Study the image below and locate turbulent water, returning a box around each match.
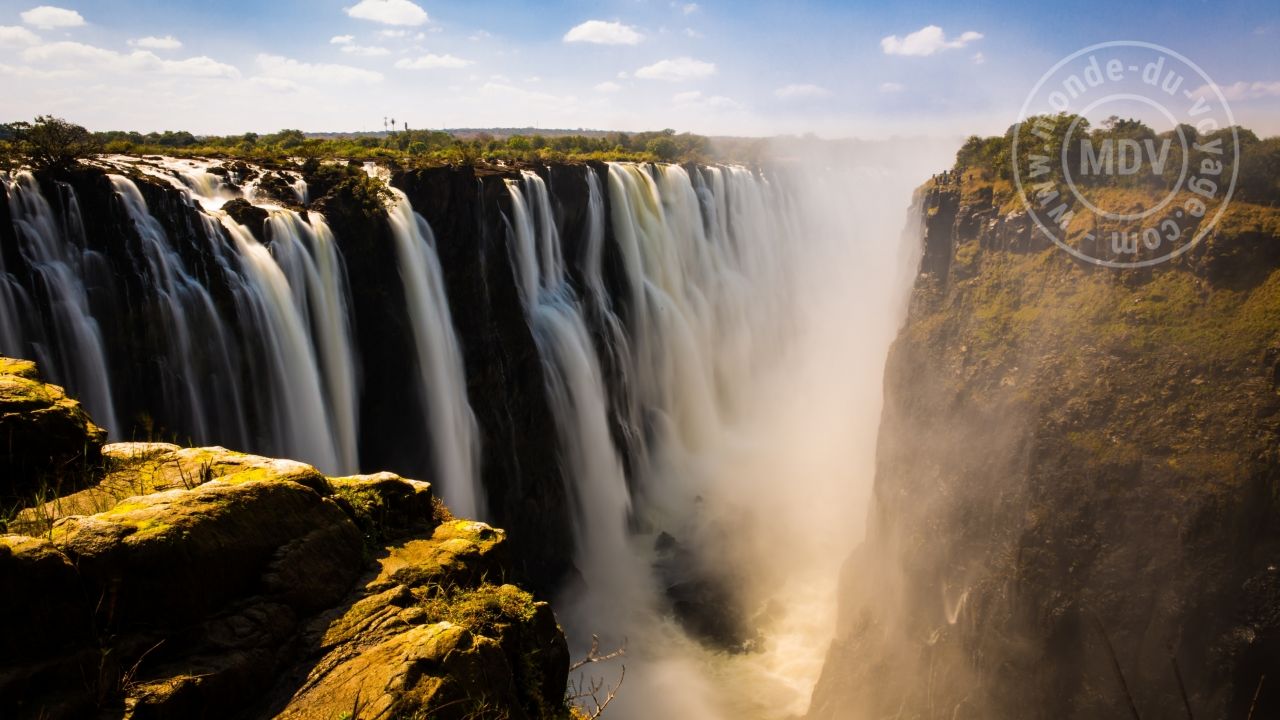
[0,144,949,717]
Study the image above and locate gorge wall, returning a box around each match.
[810,175,1280,718]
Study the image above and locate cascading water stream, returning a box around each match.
[516,158,927,720]
[2,172,119,433]
[109,174,243,444]
[504,171,643,629]
[385,188,482,519]
[217,217,344,474]
[267,211,360,473]
[159,165,361,475]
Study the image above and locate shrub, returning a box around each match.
[10,116,102,170]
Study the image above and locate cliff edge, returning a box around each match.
[811,166,1280,718]
[0,358,571,719]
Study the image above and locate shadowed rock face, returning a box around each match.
[810,180,1280,719]
[0,359,569,720]
[0,357,105,505]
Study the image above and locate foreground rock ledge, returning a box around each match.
[0,361,570,720]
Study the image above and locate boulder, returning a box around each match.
[330,471,438,541]
[0,357,106,506]
[220,198,268,242]
[0,535,89,665]
[0,439,569,720]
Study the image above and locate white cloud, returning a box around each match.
[683,27,703,39]
[345,0,429,27]
[129,35,182,50]
[249,76,302,92]
[680,3,700,14]
[22,41,239,78]
[256,53,382,84]
[161,55,240,78]
[635,56,716,81]
[0,25,40,46]
[20,5,84,30]
[379,29,407,38]
[1196,80,1280,101]
[564,20,644,46]
[469,30,492,41]
[394,53,472,69]
[330,35,355,45]
[879,82,904,93]
[341,44,391,56]
[594,80,622,93]
[673,89,740,110]
[478,81,572,108]
[972,52,985,65]
[22,40,114,65]
[774,83,831,99]
[881,25,983,56]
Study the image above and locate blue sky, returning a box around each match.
[0,0,1277,137]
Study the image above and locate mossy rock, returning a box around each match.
[0,356,106,508]
[10,443,330,535]
[368,520,509,592]
[52,475,362,630]
[329,471,436,542]
[276,620,517,720]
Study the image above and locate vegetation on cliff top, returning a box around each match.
[947,112,1279,207]
[0,115,727,169]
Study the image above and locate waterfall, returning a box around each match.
[504,170,641,622]
[2,172,119,433]
[217,217,344,474]
[2,152,944,719]
[157,164,361,475]
[385,188,482,519]
[109,175,246,446]
[266,211,360,474]
[504,159,921,720]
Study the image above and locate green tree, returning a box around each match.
[646,136,679,161]
[12,116,101,170]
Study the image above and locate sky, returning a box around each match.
[0,0,1277,138]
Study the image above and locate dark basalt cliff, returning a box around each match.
[811,178,1280,719]
[4,162,620,593]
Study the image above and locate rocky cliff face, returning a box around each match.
[810,179,1280,718]
[0,358,570,719]
[4,162,586,591]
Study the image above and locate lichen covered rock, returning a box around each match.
[0,357,106,505]
[0,427,569,719]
